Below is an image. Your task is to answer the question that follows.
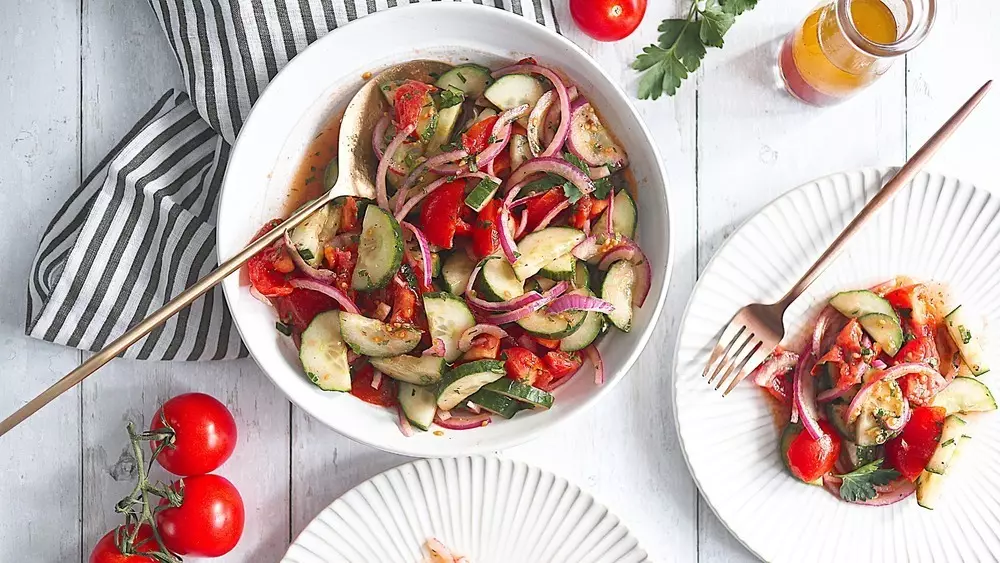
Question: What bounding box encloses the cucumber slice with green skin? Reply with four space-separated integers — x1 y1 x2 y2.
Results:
483 378 555 409
917 435 971 510
352 205 404 291
398 383 437 430
339 312 423 357
779 423 801 478
593 190 637 240
483 74 545 124
468 388 527 419
829 290 899 322
926 415 968 474
387 141 426 175
850 444 879 469
825 402 854 441
416 95 439 143
512 227 586 281
288 203 340 267
299 311 351 392
516 289 588 338
435 64 493 98
559 289 605 352
404 237 440 278
430 252 442 278
572 261 590 289
510 133 532 172
465 177 500 212
538 253 576 281
441 252 476 295
945 305 990 376
423 292 477 362
931 376 998 414
477 256 525 302
370 355 446 386
426 100 463 156
602 260 635 332
436 360 507 411
858 312 904 356
855 378 907 446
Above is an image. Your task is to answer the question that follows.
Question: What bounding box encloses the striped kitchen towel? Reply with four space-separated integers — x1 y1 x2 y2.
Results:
26 0 560 360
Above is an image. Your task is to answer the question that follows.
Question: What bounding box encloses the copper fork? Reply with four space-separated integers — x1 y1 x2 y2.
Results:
704 80 992 396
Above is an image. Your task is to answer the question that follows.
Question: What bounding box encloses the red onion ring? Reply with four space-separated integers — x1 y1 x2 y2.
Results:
458 324 510 352
588 235 651 307
604 190 615 236
401 221 433 288
822 475 915 506
422 337 447 357
872 359 888 370
399 149 468 195
527 90 557 156
433 105 528 175
493 64 571 157
589 165 612 180
817 384 858 403
792 340 823 439
517 334 542 355
506 157 595 199
498 204 519 264
750 350 800 387
434 410 492 430
397 406 414 437
284 231 337 283
395 172 499 220
583 345 605 385
533 199 571 232
467 290 543 313
376 123 416 210
547 294 615 314
466 402 482 414
373 301 391 322
511 191 546 209
372 114 391 160
811 307 838 356
249 285 270 305
846 363 942 424
515 209 529 239
288 278 360 314
484 281 570 325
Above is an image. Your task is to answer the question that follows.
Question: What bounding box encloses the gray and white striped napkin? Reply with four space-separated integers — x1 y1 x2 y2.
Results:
26 0 560 360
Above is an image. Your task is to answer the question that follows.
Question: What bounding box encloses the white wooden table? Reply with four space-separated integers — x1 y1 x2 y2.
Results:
2 1 997 561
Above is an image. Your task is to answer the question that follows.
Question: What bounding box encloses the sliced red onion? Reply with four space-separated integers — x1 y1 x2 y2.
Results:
515 209 529 239
401 221 432 288
399 149 468 195
498 205 518 263
288 278 360 314
817 384 858 403
284 231 337 283
541 86 579 146
507 157 595 199
458 324 510 352
433 105 527 174
328 233 358 249
597 247 636 271
589 165 612 180
249 285 270 305
376 123 416 210
545 369 579 392
372 114 391 160
582 216 591 236
604 189 615 235
468 290 543 313
347 350 359 365
750 350 800 387
484 281 570 325
371 370 383 389
583 344 605 385
434 410 492 430
511 190 546 209
527 90 557 156
547 294 615 314
517 334 542 355
395 172 499 220
846 363 941 424
422 337 447 357
397 406 414 437
493 64 571 157
373 301 391 322
873 359 888 370
792 340 823 440
466 401 482 414
464 259 485 297
533 199 571 232
811 307 837 356
822 475 915 506
571 233 615 261
437 409 451 421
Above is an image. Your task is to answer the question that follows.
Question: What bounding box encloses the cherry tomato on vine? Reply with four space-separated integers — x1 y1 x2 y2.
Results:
89 524 158 563
155 474 245 557
570 0 648 42
149 392 238 476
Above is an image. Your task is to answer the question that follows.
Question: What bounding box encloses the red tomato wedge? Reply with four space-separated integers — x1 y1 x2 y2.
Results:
419 179 468 249
885 406 946 481
393 80 435 131
351 362 399 407
462 115 499 154
784 420 842 483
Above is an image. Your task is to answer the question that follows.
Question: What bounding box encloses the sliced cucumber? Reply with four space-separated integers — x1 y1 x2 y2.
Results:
464 177 499 212
289 203 340 267
426 104 462 156
560 289 605 352
436 360 507 411
829 290 899 322
416 94 438 143
602 260 635 332
945 305 990 376
851 444 879 469
398 383 437 430
423 292 477 362
592 190 637 240
917 435 971 510
516 289 588 338
370 355 446 386
926 415 968 474
538 253 577 281
441 252 476 295
299 311 351 392
404 237 439 279
572 261 590 289
435 64 493 98
352 205 404 291
468 388 527 419
931 376 998 414
483 74 545 124
339 312 422 358
825 402 854 441
483 378 555 409
512 227 586 281
430 252 442 278
477 256 524 302
858 312 904 357
510 133 532 172
855 378 907 446
779 423 801 478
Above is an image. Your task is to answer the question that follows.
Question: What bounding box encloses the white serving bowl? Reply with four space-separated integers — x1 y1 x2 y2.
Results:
217 2 673 457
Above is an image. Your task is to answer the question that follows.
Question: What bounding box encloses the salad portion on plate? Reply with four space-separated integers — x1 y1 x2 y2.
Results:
750 277 997 509
244 58 651 435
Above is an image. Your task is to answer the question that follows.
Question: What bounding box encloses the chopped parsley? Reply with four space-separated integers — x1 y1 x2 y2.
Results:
836 459 900 502
860 347 874 361
958 324 973 345
456 71 467 83
297 248 315 262
275 321 292 336
436 87 465 109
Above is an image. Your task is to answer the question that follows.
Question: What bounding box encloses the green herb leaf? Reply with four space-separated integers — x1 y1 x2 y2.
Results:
297 248 315 262
720 0 758 15
400 263 419 290
836 459 900 502
436 87 465 109
958 325 973 345
275 321 292 336
700 5 736 48
592 177 613 200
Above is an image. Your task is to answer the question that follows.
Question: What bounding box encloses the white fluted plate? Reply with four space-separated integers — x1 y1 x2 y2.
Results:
673 169 1000 562
282 456 648 563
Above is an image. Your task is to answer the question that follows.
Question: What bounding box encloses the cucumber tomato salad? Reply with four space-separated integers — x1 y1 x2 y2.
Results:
750 278 996 509
246 59 649 435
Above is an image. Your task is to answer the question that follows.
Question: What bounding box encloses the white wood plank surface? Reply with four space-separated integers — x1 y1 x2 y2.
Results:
1 0 998 562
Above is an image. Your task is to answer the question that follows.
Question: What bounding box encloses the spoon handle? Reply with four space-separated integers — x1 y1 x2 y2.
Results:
0 190 337 438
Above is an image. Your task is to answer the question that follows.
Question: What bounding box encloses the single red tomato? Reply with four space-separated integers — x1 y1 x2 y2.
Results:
590 195 611 218
570 0 647 42
504 347 550 387
524 189 568 232
784 420 842 483
89 524 158 563
543 350 583 379
149 393 238 476
419 179 467 249
156 474 245 557
350 362 399 407
393 80 435 131
886 406 946 480
247 220 294 297
462 115 500 154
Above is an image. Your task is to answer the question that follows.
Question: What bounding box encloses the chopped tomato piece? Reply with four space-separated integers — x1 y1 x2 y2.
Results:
461 334 501 362
340 196 359 232
590 195 610 218
543 350 582 379
568 195 593 229
389 280 418 325
247 220 294 297
766 369 794 404
272 288 339 334
898 364 948 406
814 319 870 389
885 284 930 324
885 406 946 481
462 116 499 154
492 149 512 180
532 336 561 350
784 420 842 483
393 80 435 131
419 180 467 249
524 188 568 232
503 347 549 386
471 200 502 259
350 362 398 408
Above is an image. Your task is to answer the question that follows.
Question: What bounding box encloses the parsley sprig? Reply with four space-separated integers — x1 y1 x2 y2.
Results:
836 459 900 502
632 0 758 99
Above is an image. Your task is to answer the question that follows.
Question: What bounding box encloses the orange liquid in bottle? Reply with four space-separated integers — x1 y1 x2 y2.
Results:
780 0 898 105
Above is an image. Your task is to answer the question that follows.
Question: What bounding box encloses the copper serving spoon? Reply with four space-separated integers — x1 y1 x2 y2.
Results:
0 60 452 438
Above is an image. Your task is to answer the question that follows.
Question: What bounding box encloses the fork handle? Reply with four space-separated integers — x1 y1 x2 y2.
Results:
779 80 992 306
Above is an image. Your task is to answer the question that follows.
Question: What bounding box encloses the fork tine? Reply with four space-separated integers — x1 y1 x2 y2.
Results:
714 335 759 390
702 322 745 380
722 343 772 396
708 330 753 386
